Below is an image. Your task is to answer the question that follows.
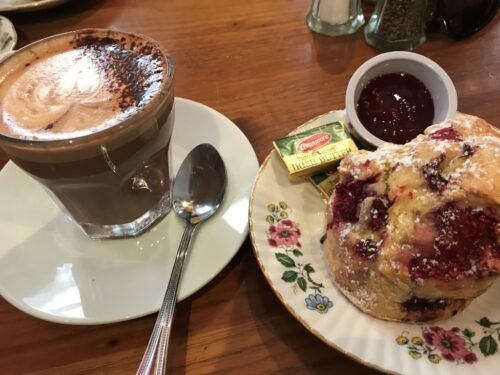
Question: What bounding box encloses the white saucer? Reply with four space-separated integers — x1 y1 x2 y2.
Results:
0 0 70 12
0 97 259 325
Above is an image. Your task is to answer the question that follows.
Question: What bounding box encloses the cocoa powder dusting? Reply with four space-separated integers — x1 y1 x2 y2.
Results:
72 32 165 110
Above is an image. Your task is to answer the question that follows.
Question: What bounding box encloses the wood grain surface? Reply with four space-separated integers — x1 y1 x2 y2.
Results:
0 1 498 374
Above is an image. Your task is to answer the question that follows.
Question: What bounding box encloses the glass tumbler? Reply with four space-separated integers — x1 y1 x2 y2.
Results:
0 29 175 240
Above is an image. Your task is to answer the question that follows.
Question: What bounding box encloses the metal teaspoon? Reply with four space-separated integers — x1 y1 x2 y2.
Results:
137 143 227 375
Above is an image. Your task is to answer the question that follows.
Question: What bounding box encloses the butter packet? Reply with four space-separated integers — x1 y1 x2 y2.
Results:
273 121 357 180
308 170 340 201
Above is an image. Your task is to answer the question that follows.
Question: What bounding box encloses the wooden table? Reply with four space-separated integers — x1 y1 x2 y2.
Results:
0 1 498 374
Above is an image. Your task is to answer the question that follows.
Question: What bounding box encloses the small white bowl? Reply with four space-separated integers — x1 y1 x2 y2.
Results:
345 51 457 148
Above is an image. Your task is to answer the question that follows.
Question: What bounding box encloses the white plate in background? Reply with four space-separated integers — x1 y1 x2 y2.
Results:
0 0 69 12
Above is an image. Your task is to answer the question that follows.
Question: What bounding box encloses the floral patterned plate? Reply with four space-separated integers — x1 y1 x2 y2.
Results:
249 110 500 374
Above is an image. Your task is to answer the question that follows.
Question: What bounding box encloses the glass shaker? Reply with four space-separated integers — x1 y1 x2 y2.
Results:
364 0 428 51
306 0 365 36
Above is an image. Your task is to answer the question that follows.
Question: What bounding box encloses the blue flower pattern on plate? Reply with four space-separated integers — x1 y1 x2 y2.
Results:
305 294 333 313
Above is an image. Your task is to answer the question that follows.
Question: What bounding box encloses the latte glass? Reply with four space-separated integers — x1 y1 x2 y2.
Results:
0 29 175 239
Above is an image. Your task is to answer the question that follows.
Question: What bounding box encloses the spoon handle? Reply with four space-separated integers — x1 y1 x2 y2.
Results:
137 222 197 375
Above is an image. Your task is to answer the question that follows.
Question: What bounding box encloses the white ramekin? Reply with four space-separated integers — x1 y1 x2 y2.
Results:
345 51 458 148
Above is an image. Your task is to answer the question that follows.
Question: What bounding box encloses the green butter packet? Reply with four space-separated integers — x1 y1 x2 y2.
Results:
308 170 340 201
273 121 357 180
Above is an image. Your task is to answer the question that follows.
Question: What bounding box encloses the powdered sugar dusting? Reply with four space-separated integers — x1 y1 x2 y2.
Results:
324 114 500 321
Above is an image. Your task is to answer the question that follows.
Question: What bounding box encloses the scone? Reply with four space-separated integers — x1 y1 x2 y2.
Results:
324 114 500 322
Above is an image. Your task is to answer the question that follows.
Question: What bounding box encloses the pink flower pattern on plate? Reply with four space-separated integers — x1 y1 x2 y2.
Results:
423 327 478 363
397 317 500 365
267 219 301 248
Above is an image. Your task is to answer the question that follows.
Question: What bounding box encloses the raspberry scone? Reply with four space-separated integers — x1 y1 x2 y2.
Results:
324 114 500 322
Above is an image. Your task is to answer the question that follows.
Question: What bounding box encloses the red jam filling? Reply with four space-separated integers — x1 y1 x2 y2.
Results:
401 297 449 312
428 127 462 141
329 175 378 228
409 203 499 281
353 239 379 260
422 154 448 193
367 197 389 231
463 143 478 157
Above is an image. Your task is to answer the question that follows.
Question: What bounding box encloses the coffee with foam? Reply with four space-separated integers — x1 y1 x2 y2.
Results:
0 30 166 141
0 29 175 239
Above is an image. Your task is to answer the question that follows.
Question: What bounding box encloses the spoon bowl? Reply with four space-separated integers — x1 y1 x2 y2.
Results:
173 144 226 224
